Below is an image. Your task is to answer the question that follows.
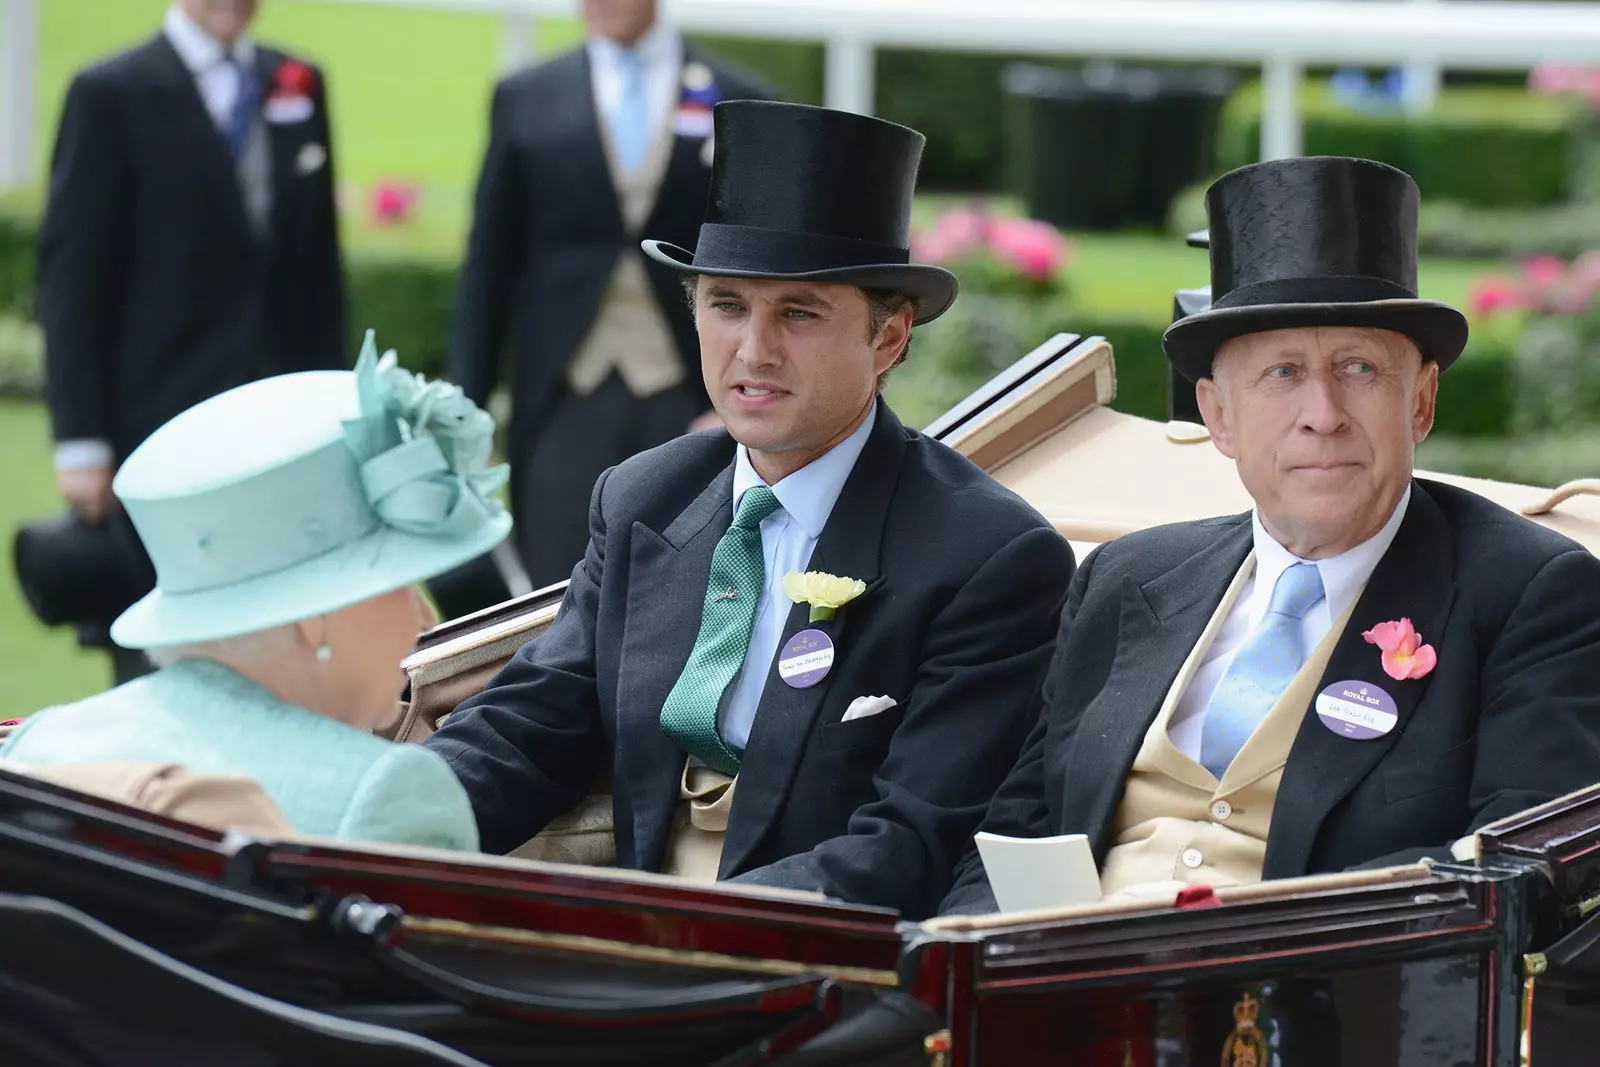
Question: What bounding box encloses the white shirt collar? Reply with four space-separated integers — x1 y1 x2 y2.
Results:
164 4 255 71
586 17 678 71
731 405 878 539
1250 483 1412 623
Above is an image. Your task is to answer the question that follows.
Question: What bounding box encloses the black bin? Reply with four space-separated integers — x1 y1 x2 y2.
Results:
1003 61 1234 232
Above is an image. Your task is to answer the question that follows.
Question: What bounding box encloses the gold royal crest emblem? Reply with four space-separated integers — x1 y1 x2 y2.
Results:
1222 992 1271 1067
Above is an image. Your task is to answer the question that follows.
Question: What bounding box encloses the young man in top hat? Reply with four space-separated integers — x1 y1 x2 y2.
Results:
428 101 1075 919
36 0 345 684
941 156 1600 914
448 0 773 591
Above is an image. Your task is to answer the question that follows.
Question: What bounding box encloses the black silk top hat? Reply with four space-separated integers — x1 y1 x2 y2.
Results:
641 101 958 324
1163 156 1469 382
13 513 153 629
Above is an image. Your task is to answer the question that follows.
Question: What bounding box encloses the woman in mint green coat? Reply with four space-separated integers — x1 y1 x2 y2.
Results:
1 332 511 851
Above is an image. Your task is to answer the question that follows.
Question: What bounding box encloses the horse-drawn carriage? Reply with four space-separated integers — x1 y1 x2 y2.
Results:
4 332 1600 1066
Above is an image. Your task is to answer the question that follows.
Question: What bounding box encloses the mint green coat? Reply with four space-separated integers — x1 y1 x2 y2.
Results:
1 659 478 851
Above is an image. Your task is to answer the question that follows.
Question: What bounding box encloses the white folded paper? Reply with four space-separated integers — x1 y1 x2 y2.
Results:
975 831 1102 913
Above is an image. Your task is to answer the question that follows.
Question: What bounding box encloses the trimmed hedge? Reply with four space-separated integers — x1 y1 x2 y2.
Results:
1418 429 1600 487
689 39 1586 205
1168 178 1600 262
691 36 1138 192
0 210 33 319
1217 82 1587 208
1414 200 1600 260
0 205 1520 438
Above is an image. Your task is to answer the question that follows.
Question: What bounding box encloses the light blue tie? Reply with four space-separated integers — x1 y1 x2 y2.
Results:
613 49 649 173
1198 562 1326 779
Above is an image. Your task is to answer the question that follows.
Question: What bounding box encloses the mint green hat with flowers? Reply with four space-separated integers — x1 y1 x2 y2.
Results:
109 330 512 650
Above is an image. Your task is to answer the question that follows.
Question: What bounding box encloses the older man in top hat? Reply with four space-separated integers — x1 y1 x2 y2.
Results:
941 156 1600 914
427 101 1075 919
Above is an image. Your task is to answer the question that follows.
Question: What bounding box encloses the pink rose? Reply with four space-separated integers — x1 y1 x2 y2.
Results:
1466 277 1527 318
933 208 988 250
1521 254 1567 289
1362 617 1437 681
987 217 1069 281
369 181 421 226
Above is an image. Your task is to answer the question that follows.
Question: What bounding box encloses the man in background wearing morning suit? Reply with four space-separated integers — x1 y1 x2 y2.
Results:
449 0 773 588
35 0 345 683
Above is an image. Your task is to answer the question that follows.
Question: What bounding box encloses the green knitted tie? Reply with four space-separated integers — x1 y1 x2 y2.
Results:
659 486 781 775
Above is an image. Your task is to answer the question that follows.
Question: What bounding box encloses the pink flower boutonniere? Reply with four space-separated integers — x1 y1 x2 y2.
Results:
1362 617 1437 681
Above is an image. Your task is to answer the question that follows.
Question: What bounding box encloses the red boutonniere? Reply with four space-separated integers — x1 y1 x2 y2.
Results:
1362 617 1437 681
273 59 317 97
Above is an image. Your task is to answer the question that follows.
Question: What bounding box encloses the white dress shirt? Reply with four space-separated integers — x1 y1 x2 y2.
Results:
585 19 682 169
54 6 259 474
1166 485 1413 761
163 5 257 130
719 406 878 752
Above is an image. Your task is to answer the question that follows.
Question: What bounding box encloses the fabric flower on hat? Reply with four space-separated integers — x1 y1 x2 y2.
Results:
1362 617 1437 681
343 330 507 538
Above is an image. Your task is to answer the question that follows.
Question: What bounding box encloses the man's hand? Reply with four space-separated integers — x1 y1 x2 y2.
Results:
57 465 116 523
688 409 724 433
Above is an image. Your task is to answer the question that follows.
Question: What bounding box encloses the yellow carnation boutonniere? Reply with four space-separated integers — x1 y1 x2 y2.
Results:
782 571 867 623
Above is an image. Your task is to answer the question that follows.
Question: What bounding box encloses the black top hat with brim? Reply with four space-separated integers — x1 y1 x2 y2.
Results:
13 513 153 628
1163 156 1468 382
642 101 958 325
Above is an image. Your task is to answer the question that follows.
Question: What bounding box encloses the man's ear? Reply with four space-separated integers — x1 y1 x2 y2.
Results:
872 306 914 378
1412 358 1440 445
1195 374 1237 459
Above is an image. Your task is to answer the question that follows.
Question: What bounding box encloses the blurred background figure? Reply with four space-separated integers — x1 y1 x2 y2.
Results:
1 334 505 851
31 0 346 686
449 0 773 589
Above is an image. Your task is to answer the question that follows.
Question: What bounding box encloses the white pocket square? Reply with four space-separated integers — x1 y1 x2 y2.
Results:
841 695 896 722
295 143 327 176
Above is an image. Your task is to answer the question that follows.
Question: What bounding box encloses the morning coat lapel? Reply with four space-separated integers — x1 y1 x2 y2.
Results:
143 35 255 242
647 45 713 232
1062 517 1254 862
1264 481 1455 877
255 49 296 241
614 455 736 871
572 48 628 235
718 403 906 875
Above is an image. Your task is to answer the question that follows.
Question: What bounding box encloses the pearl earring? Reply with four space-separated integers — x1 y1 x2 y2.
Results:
316 643 333 664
